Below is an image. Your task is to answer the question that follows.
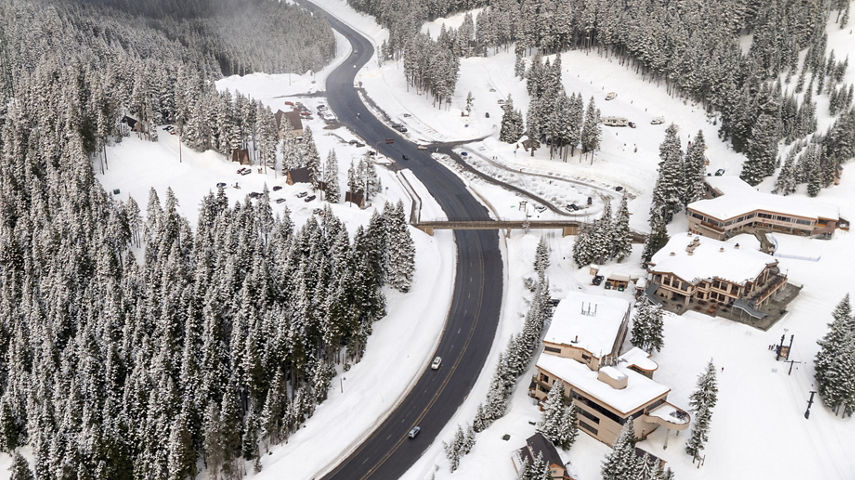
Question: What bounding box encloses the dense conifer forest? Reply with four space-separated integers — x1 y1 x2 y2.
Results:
0 1 418 478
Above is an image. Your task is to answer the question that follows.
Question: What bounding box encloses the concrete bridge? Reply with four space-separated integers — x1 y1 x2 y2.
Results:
413 220 648 242
413 220 582 237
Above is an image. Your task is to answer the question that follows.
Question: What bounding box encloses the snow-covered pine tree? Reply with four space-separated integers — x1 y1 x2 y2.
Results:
683 130 707 206
500 95 524 143
601 422 638 480
324 150 341 203
538 380 565 444
815 294 855 416
580 96 601 156
302 126 322 187
591 200 613 265
572 224 594 268
557 403 579 450
8 453 33 480
651 124 685 222
685 360 718 458
611 196 632 262
384 201 416 293
642 210 670 267
534 236 550 280
774 148 798 195
630 298 665 353
526 100 542 156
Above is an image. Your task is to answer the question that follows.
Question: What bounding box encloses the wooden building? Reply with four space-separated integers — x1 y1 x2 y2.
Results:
286 167 312 186
232 148 251 165
511 433 574 480
275 109 304 137
687 177 847 239
531 293 689 447
647 234 790 319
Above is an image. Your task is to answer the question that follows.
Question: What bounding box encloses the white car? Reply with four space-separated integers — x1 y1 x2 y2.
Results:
431 356 442 370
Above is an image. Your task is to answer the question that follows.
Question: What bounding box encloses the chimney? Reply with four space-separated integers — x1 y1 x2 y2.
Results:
598 367 628 389
719 247 725 252
734 243 740 249
669 251 676 256
572 335 578 344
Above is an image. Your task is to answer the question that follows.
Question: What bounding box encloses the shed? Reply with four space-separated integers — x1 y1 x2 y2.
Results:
287 167 312 185
232 148 251 165
345 190 366 209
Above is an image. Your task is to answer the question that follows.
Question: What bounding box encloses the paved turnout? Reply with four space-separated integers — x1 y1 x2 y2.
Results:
301 3 505 480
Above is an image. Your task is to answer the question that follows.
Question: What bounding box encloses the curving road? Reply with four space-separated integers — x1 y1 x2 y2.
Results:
299 3 505 480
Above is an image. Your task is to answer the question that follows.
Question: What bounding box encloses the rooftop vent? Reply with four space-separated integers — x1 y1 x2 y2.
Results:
598 367 628 389
669 251 676 256
734 243 741 249
580 302 598 317
719 247 725 252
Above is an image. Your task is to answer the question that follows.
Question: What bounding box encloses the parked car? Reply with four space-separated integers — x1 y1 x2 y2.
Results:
431 356 442 370
304 195 316 202
592 275 604 286
605 92 617 101
565 203 579 211
296 191 308 198
367 150 377 156
587 196 593 206
240 169 251 176
385 138 394 144
460 151 469 157
312 208 324 216
408 426 421 439
272 185 283 191
417 145 428 151
489 88 496 92
615 186 624 192
275 198 286 204
317 104 326 110
395 125 408 133
402 113 412 118
628 121 637 128
216 182 227 188
284 101 294 106
535 205 547 213
402 155 409 161
714 168 726 176
248 192 262 199
650 116 665 125
485 112 490 118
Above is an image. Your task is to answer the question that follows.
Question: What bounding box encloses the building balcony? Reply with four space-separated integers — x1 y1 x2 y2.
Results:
642 401 690 431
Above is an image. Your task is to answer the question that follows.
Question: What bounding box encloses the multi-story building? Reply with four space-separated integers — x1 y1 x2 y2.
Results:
687 176 847 240
531 293 689 447
647 234 793 320
541 292 631 371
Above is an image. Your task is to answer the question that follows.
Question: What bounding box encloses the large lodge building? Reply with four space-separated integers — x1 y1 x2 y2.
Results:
531 292 689 446
687 177 848 240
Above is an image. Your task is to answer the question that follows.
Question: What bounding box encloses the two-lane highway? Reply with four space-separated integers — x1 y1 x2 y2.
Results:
302 3 505 480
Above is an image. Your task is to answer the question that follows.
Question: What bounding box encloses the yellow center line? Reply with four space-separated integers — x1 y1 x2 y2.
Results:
357 232 489 480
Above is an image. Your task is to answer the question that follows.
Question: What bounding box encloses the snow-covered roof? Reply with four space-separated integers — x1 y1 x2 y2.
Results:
648 234 776 286
544 292 630 357
690 177 839 221
619 347 658 372
537 355 670 415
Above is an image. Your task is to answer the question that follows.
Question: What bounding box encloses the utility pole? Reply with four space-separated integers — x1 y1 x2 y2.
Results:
786 359 802 375
804 391 817 419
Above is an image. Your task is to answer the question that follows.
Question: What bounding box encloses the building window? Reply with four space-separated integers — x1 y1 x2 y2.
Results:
544 346 561 354
571 391 625 425
540 373 549 383
579 421 598 435
578 408 600 424
581 354 592 362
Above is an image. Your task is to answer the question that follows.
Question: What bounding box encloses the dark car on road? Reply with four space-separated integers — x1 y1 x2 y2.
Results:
385 138 394 144
592 275 604 286
402 155 409 161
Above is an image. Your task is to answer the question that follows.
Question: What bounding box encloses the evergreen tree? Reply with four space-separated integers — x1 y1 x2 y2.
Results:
683 130 707 205
538 380 565 444
611 196 632 262
383 201 416 293
324 150 341 203
8 453 33 480
500 96 524 143
580 96 601 156
534 236 550 280
642 210 670 267
815 294 855 416
686 360 718 459
601 422 638 480
630 298 665 353
651 124 685 222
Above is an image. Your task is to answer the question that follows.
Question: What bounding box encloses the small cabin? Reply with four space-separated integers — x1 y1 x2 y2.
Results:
232 148 251 165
